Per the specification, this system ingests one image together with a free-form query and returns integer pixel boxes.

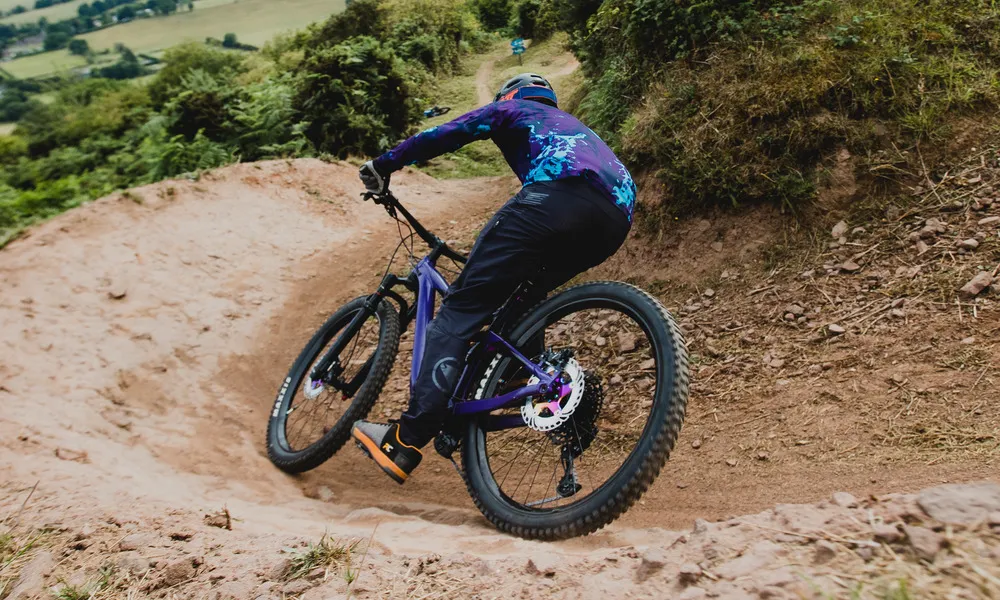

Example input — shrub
[148,42,245,107]
[469,0,511,31]
[68,38,89,55]
[222,32,238,48]
[294,35,420,157]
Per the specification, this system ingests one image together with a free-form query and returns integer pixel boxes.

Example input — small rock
[618,332,638,353]
[978,215,1000,226]
[961,336,975,345]
[807,364,822,374]
[725,458,738,467]
[107,287,128,300]
[119,533,154,552]
[6,551,54,600]
[159,559,196,588]
[678,562,702,585]
[609,374,623,385]
[634,548,667,583]
[204,509,231,530]
[595,335,607,347]
[711,241,724,252]
[987,512,1000,527]
[783,312,796,322]
[873,524,902,544]
[693,518,710,534]
[856,546,875,561]
[827,324,845,336]
[268,558,292,580]
[917,482,1000,525]
[703,288,716,298]
[890,309,905,319]
[678,587,707,600]
[639,358,656,370]
[959,271,993,298]
[114,551,152,576]
[756,452,769,461]
[281,579,313,595]
[915,240,930,255]
[768,358,785,369]
[786,304,805,317]
[840,260,861,273]
[903,525,944,561]
[691,438,703,449]
[891,298,905,308]
[525,556,558,577]
[957,238,980,250]
[975,231,988,241]
[831,220,849,239]
[831,491,859,508]
[813,540,837,564]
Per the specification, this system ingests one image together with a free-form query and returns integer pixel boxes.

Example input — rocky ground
[1,152,999,599]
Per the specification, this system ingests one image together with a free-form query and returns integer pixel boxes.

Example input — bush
[294,35,420,156]
[222,32,238,48]
[469,0,511,31]
[68,38,89,55]
[43,30,70,50]
[148,42,245,107]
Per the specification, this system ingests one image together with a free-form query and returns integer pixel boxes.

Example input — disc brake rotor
[521,358,585,432]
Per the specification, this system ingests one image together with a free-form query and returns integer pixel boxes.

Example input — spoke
[523,437,549,505]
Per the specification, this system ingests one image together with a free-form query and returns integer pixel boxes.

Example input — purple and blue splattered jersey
[373,100,636,222]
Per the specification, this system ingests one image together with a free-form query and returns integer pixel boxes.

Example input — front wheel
[266,296,400,474]
[462,282,689,540]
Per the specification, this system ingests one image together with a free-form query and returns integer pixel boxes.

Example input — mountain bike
[265,190,690,540]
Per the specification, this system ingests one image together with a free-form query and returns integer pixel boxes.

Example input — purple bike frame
[409,255,563,421]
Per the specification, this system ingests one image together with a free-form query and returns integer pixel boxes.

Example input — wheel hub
[521,358,585,432]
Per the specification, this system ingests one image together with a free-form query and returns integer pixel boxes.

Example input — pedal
[434,432,460,459]
[354,439,372,458]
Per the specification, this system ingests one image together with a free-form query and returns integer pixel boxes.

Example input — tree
[222,32,237,48]
[68,38,89,55]
[43,30,70,51]
[77,3,92,17]
[187,0,193,10]
[116,5,135,19]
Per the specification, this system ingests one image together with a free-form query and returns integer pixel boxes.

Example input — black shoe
[351,421,423,484]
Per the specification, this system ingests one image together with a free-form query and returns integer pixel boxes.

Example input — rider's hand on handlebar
[359,160,390,196]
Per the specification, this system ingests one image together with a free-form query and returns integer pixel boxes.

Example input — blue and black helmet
[494,73,558,107]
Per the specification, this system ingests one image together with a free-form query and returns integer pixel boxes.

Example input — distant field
[0,123,16,135]
[0,0,88,24]
[2,48,86,78]
[78,0,343,53]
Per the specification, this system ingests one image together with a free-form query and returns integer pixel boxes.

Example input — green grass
[2,49,87,78]
[286,536,356,581]
[77,0,346,54]
[418,33,582,179]
[0,0,87,24]
[0,0,30,13]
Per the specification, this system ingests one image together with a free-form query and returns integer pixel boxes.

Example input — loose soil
[1,157,998,599]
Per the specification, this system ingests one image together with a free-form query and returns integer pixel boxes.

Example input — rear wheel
[462,282,689,540]
[266,297,400,474]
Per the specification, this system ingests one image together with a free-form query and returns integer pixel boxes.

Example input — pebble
[961,336,975,344]
[813,540,837,564]
[725,458,738,467]
[917,482,1000,525]
[831,221,848,239]
[872,524,902,544]
[691,438,703,449]
[281,579,313,595]
[915,240,930,254]
[827,324,845,336]
[959,271,993,298]
[703,288,716,298]
[890,309,905,319]
[978,215,1000,226]
[678,562,702,585]
[957,238,980,250]
[891,298,905,308]
[634,549,668,583]
[831,491,859,508]
[840,260,861,273]
[159,559,196,588]
[903,525,944,561]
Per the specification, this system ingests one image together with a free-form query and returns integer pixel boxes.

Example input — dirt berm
[1,159,998,598]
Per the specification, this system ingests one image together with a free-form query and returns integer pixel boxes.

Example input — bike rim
[278,309,383,453]
[474,299,670,512]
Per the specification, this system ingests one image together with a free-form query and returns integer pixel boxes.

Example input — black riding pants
[398,177,631,447]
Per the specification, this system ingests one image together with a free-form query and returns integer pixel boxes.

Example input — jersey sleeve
[373,104,502,173]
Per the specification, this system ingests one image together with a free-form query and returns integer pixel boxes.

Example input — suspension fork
[308,273,400,385]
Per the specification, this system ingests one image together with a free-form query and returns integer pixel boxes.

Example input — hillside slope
[0,158,998,599]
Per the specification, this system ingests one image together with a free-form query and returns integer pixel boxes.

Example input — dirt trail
[1,159,998,599]
[474,52,496,106]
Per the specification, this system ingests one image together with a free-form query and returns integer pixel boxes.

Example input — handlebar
[364,191,468,264]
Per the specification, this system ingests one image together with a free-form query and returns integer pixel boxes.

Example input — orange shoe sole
[351,427,408,485]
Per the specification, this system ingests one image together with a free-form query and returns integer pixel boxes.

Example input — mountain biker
[352,73,636,484]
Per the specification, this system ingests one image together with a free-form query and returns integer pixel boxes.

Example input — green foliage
[231,73,310,159]
[295,35,419,156]
[68,38,90,55]
[148,42,245,107]
[469,0,511,31]
[43,30,71,51]
[561,0,1000,217]
[222,32,238,48]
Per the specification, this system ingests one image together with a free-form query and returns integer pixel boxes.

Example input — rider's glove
[359,160,390,195]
